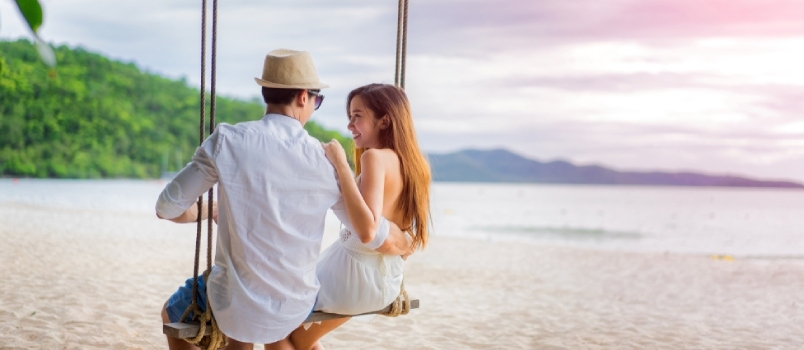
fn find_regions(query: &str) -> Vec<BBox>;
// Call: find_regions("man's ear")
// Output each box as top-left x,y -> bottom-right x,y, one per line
296,90 -> 308,107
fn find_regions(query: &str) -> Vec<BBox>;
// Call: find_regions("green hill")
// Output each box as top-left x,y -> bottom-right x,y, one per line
0,39 -> 351,178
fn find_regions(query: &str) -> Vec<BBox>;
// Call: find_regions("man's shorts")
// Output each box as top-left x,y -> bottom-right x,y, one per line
166,275 -> 209,323
165,275 -> 318,323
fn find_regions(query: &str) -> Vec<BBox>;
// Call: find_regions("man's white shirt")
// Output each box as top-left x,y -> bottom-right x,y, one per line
156,113 -> 376,343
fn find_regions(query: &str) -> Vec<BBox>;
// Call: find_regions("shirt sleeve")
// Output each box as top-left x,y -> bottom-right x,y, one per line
330,195 -> 391,250
330,196 -> 353,232
155,130 -> 222,219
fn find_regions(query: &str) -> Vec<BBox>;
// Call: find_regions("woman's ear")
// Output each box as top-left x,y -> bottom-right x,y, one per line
379,115 -> 391,129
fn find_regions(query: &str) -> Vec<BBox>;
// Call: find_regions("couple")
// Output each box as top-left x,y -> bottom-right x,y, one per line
155,49 -> 431,350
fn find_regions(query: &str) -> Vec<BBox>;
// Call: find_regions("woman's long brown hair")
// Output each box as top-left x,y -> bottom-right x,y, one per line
348,84 -> 431,250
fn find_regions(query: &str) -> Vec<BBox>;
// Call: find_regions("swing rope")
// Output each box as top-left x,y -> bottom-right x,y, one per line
394,0 -> 403,87
180,0 -> 226,349
173,2 -> 413,344
384,0 -> 413,318
394,0 -> 410,89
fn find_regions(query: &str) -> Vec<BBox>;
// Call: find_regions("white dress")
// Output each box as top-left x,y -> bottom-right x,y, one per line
313,217 -> 405,315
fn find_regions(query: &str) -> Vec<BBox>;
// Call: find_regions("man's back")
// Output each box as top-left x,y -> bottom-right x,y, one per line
159,113 -> 340,343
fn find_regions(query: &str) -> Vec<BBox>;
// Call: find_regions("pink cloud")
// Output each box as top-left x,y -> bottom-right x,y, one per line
614,0 -> 804,37
409,0 -> 804,54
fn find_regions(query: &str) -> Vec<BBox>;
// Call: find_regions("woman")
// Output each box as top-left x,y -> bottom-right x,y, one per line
288,83 -> 431,350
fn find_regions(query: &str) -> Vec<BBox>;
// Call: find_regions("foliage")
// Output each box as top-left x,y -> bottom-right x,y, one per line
5,0 -> 55,67
0,39 -> 352,178
14,0 -> 43,32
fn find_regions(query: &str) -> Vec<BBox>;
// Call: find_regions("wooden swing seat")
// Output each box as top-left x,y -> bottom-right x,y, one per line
163,299 -> 419,339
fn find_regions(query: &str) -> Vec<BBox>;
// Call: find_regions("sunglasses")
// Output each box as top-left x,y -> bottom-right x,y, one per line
308,90 -> 325,110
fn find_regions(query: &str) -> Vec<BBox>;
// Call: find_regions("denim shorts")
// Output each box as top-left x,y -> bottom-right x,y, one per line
165,275 -> 317,323
166,275 -> 209,323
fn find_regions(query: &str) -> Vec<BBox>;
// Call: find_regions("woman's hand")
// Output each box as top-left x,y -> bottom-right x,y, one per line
401,232 -> 415,260
322,139 -> 349,171
401,250 -> 413,261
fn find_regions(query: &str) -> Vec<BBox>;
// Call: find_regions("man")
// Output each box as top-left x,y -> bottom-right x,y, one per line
156,49 -> 412,350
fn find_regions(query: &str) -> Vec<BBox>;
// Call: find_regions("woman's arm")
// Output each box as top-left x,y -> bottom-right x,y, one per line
331,197 -> 413,255
375,224 -> 414,257
323,140 -> 385,244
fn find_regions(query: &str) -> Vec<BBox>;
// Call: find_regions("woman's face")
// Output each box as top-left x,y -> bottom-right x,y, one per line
348,95 -> 382,149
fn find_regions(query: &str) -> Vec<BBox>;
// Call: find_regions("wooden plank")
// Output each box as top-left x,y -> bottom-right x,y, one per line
305,299 -> 420,323
164,321 -> 211,338
164,299 -> 420,339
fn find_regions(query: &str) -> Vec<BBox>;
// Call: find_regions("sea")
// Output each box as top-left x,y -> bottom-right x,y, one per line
1,179 -> 803,257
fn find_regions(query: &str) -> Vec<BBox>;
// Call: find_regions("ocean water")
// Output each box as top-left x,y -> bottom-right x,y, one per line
1,179 -> 803,256
432,183 -> 804,257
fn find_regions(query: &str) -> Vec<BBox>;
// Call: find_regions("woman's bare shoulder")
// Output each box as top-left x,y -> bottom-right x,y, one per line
361,148 -> 400,165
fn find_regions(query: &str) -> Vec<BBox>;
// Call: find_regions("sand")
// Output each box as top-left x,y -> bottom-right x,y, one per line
1,202 -> 803,349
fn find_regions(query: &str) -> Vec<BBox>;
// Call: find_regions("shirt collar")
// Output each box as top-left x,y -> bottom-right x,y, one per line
263,113 -> 304,129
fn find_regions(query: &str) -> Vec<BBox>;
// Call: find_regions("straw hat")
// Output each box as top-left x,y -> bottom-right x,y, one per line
254,49 -> 329,89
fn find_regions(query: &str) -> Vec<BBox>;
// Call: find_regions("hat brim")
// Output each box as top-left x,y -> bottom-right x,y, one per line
254,78 -> 329,90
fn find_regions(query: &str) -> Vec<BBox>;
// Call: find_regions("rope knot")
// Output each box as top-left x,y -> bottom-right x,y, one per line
383,280 -> 411,317
180,271 -> 228,350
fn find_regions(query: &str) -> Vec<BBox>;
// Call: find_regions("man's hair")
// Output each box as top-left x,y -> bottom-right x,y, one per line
261,87 -> 303,105
261,87 -> 320,105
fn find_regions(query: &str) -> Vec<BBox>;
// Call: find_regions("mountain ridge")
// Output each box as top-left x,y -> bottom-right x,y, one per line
428,149 -> 804,188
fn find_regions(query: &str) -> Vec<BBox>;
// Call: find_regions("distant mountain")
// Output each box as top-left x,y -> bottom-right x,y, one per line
427,149 -> 804,188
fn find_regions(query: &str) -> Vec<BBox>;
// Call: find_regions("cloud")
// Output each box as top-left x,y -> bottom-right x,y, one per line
502,72 -> 716,92
407,0 -> 804,57
2,0 -> 804,181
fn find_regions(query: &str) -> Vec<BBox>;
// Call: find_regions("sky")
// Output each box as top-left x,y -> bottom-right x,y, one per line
2,0 -> 804,182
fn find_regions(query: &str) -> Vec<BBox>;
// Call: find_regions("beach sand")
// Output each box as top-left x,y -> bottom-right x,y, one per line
1,202 -> 803,349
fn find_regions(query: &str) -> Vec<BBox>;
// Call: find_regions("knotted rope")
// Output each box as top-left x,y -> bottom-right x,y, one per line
180,272 -> 226,349
181,0 -> 227,349
383,280 -> 412,317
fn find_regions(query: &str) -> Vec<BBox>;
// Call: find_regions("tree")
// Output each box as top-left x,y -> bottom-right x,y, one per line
0,40 -> 353,178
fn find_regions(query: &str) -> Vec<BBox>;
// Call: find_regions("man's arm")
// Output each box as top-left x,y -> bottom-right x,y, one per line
159,201 -> 217,224
155,131 -> 221,222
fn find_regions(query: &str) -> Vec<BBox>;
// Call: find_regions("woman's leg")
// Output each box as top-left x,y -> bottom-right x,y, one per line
285,318 -> 351,350
263,337 -> 294,350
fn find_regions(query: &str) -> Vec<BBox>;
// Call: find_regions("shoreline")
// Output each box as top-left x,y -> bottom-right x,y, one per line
3,177 -> 804,190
